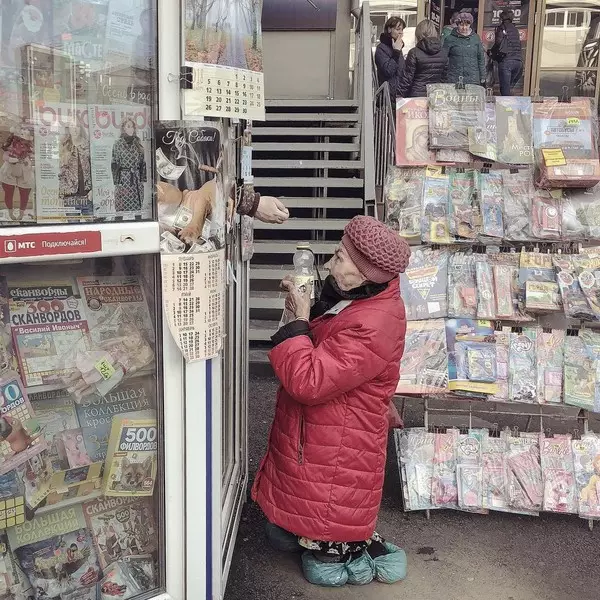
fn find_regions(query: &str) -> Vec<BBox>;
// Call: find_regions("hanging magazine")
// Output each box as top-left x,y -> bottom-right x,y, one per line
495,97 -> 534,165
533,97 -> 600,189
572,433 -> 600,518
421,167 -> 451,244
540,434 -> 577,514
448,169 -> 479,240
431,428 -> 459,509
384,166 -> 424,243
536,330 -> 565,404
397,320 -> 448,395
400,248 -> 448,320
457,430 -> 486,510
427,84 -> 485,150
502,169 -> 534,241
478,170 -> 504,239
563,335 -> 596,410
395,98 -> 436,166
505,434 -> 543,511
468,101 -> 497,162
395,428 -> 436,511
562,184 -> 600,240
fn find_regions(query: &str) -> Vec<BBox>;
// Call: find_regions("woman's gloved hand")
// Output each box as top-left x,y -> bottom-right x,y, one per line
281,276 -> 311,321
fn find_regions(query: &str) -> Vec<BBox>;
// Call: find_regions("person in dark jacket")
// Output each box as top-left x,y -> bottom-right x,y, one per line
375,16 -> 406,98
443,12 -> 486,85
490,9 -> 523,95
399,19 -> 448,98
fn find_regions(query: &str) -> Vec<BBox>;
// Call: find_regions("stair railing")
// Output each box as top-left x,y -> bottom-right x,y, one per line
352,1 -> 376,217
373,81 -> 396,220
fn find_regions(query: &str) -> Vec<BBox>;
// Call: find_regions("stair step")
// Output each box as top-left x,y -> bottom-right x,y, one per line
266,99 -> 358,108
249,319 -> 279,341
254,177 -> 363,189
249,348 -> 270,364
253,240 -> 338,254
253,142 -> 360,152
253,159 -> 363,169
251,265 -> 290,280
265,113 -> 359,122
276,197 -> 364,209
251,291 -> 286,310
254,217 -> 349,230
253,127 -> 359,137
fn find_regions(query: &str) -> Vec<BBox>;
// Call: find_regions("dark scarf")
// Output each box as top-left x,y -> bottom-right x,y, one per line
379,32 -> 394,49
310,275 -> 388,320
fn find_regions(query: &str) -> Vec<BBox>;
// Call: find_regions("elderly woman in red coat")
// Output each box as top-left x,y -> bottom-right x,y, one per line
252,216 -> 410,571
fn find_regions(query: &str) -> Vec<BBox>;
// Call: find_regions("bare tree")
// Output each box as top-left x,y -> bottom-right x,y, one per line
239,0 -> 261,50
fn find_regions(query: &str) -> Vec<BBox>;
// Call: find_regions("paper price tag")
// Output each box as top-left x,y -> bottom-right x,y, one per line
426,165 -> 444,178
566,117 -> 580,126
95,358 -> 116,381
542,148 -> 567,167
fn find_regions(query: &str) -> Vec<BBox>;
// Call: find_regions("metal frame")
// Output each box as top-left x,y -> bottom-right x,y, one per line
530,0 -> 600,101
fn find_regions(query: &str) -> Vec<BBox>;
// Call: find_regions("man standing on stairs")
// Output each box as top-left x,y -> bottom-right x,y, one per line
375,16 -> 406,99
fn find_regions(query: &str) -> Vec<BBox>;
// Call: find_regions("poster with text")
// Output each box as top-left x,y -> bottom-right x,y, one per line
184,0 -> 265,119
155,120 -> 225,254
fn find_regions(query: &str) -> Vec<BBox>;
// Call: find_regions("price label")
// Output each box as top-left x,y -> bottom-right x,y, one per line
95,358 -> 116,381
542,148 -> 567,167
566,117 -> 581,126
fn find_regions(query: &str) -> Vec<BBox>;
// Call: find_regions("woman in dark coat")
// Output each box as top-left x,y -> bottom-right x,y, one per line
443,12 -> 486,85
399,19 -> 448,98
374,16 -> 406,98
490,9 -> 523,95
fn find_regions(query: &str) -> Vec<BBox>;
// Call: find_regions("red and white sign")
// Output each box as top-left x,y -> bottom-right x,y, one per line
0,231 -> 102,259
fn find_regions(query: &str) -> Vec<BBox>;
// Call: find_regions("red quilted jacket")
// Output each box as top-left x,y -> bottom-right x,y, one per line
251,278 -> 406,542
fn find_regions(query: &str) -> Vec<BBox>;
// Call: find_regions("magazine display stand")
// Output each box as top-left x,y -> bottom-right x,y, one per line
389,84 -> 600,530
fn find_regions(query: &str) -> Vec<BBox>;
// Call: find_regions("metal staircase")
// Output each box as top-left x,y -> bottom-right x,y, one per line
249,4 -> 375,362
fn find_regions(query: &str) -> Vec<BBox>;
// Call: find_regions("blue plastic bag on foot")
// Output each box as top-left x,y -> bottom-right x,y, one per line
301,551 -> 349,587
373,542 -> 407,584
346,551 -> 375,585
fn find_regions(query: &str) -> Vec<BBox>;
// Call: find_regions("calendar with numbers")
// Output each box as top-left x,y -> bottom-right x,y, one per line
161,250 -> 225,362
184,64 -> 265,121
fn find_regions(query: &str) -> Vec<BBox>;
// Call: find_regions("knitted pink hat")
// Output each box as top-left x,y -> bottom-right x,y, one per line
341,216 -> 411,283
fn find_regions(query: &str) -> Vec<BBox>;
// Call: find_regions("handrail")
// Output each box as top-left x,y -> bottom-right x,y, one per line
354,2 -> 376,215
373,81 -> 396,220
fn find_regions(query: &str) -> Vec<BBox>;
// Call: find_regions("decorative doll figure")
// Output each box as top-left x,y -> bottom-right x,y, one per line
59,122 -> 92,209
0,120 -> 34,221
111,117 -> 147,214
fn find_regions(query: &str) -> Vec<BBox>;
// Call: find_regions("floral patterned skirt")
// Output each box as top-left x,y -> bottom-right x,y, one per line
298,532 -> 384,557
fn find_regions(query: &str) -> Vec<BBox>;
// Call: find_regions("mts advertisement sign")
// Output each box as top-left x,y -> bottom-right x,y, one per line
0,231 -> 102,259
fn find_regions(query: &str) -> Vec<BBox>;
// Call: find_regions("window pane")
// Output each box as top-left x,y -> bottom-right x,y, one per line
0,0 -> 157,224
539,69 -> 597,97
0,255 -> 163,598
540,5 -> 600,69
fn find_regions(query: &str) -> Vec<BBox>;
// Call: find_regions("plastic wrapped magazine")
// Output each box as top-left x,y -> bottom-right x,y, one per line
427,84 -> 485,150
400,248 -> 448,320
468,102 -> 497,162
435,149 -> 471,164
395,428 -> 436,511
540,434 -> 577,514
509,331 -> 537,403
446,319 -> 497,395
574,254 -> 600,319
572,433 -> 600,518
456,430 -> 487,510
476,257 -> 496,319
448,169 -> 479,240
495,97 -> 534,165
562,184 -> 600,240
478,170 -> 504,239
448,253 -> 478,318
533,97 -> 600,189
520,251 -> 561,313
563,334 -> 596,410
554,255 -> 597,321
505,434 -> 543,511
395,99 -> 437,166
384,166 -> 425,243
531,188 -> 562,240
421,168 -> 451,244
536,330 -> 565,404
502,169 -> 534,241
577,329 -> 600,412
490,252 -> 532,322
397,320 -> 448,394
491,331 -> 510,402
431,428 -> 459,509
